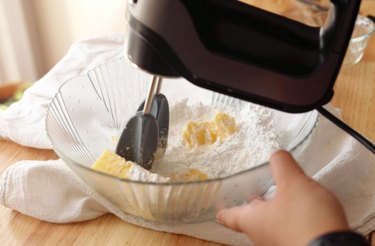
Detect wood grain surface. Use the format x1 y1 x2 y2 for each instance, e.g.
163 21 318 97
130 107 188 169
0 141 221 246
1 1 375 245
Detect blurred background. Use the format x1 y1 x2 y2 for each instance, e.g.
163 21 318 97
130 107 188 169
0 0 126 84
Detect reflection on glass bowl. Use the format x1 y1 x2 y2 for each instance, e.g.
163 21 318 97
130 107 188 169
46 57 319 223
305 13 374 65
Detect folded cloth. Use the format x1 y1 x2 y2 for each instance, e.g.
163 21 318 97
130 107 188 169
1 34 375 246
0 160 249 245
0 34 125 149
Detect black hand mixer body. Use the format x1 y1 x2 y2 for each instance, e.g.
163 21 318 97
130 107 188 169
124 0 361 113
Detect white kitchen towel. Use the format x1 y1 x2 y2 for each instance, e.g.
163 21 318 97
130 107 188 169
1 34 375 246
0 34 125 149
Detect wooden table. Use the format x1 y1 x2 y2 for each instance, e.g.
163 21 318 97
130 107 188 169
1 3 375 246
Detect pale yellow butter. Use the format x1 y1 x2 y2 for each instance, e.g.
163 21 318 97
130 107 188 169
91 149 133 179
182 112 238 148
170 168 209 181
92 150 209 182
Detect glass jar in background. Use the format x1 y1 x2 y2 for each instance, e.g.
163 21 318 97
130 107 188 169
305 12 375 65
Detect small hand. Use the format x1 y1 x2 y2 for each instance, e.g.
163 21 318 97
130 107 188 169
216 150 349 246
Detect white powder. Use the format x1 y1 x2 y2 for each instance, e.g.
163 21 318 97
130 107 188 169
151 99 280 178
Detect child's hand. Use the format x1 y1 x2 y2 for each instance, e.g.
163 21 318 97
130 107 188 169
216 150 349 246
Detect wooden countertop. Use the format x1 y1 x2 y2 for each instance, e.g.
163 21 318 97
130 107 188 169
1 3 375 246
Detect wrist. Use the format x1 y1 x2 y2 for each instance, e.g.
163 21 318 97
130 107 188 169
307 231 369 246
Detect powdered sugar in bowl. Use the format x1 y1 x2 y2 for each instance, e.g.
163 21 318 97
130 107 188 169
46 57 319 223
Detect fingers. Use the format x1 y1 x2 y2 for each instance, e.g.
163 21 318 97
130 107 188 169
216 197 265 232
217 151 306 233
270 150 305 186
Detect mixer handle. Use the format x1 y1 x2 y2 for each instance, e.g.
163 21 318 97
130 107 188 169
125 0 361 112
320 0 359 52
175 0 361 75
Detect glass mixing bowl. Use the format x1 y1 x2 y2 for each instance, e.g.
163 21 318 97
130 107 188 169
46 56 319 223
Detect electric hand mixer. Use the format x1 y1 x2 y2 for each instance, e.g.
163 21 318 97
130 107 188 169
116 0 375 169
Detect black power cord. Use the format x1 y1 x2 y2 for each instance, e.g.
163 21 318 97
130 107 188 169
317 106 375 154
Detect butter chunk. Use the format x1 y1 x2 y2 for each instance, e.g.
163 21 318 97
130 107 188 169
182 112 238 148
92 150 169 182
170 168 209 181
215 112 238 137
183 121 217 147
92 149 132 179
